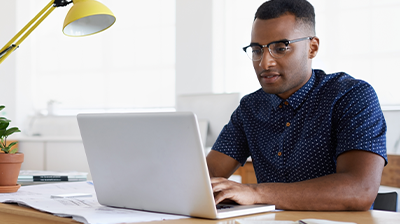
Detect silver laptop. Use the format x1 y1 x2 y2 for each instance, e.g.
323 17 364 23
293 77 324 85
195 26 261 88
77 112 275 219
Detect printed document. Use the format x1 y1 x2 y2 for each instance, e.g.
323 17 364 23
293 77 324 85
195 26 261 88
0 182 187 224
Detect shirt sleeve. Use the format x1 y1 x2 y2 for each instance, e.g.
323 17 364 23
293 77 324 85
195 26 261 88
212 98 251 166
333 80 387 165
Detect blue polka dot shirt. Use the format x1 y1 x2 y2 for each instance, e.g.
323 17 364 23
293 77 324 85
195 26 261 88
213 69 387 183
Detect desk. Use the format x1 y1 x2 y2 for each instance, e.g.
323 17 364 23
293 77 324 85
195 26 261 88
1 203 400 224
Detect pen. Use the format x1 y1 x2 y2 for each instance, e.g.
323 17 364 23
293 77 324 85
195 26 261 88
298 220 307 224
51 193 92 198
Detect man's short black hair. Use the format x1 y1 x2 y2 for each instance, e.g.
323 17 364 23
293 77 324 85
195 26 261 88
255 0 316 35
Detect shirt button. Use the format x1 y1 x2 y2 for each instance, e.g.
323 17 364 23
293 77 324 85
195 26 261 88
278 152 282 156
286 122 291 127
279 105 282 108
284 101 289 105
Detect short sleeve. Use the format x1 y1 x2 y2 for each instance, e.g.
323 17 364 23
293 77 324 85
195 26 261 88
212 100 251 165
333 80 387 165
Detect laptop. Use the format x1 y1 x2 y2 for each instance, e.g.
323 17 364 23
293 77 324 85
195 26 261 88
77 112 275 219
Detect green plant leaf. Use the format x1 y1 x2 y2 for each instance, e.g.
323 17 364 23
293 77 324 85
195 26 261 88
0 105 5 111
0 130 6 138
5 127 21 136
0 118 11 123
0 121 9 130
2 146 10 153
9 147 18 154
8 142 17 148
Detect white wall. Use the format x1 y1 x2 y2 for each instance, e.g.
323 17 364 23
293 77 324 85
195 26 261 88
0 1 18 124
1 1 400 156
384 111 400 154
0 1 35 130
175 0 232 95
175 0 213 96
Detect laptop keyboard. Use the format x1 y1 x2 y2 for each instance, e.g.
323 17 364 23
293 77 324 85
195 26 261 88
216 204 234 210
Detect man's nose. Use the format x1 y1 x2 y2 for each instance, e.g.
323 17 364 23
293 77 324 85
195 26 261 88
258 49 277 68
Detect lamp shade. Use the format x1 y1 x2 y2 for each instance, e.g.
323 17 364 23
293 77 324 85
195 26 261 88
63 0 116 37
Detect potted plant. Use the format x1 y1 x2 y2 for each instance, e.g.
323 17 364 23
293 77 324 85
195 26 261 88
0 105 23 193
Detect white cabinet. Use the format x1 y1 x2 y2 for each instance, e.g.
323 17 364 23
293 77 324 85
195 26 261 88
46 142 89 175
12 116 92 180
19 142 45 170
16 138 92 180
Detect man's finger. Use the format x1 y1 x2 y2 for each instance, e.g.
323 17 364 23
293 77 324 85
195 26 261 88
214 189 234 204
210 177 228 183
211 179 236 192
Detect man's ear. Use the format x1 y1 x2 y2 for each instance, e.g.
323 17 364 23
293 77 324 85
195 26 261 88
309 36 319 59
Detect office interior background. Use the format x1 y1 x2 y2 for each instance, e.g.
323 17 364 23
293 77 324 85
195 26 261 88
1 0 400 161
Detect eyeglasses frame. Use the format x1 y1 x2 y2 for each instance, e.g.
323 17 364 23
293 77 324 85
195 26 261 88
242 36 314 60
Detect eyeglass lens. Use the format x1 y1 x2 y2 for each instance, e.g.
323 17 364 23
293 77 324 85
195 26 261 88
245 42 288 61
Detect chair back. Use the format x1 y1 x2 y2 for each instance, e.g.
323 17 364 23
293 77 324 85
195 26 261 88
373 192 398 212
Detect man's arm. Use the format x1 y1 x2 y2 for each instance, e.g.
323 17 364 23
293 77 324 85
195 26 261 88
206 150 241 178
210 150 385 210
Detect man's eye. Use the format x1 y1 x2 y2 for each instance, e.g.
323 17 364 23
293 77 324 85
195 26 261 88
252 49 262 55
275 47 287 53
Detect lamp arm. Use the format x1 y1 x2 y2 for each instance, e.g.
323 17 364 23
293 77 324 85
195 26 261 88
0 0 72 65
0 45 17 60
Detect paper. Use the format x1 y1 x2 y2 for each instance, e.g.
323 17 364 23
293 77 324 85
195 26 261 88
235 219 356 224
0 182 187 224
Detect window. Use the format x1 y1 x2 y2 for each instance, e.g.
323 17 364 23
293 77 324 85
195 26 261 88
19 0 176 114
215 0 400 107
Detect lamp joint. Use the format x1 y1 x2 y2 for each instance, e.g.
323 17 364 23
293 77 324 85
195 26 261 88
53 0 73 7
0 45 18 59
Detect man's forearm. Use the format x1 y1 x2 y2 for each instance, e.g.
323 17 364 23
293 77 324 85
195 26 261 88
253 151 385 210
211 151 384 210
253 172 377 210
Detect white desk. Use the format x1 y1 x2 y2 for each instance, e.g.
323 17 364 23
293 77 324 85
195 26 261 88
2 203 400 224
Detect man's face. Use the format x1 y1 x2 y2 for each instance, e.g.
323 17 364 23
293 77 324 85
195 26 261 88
251 14 313 99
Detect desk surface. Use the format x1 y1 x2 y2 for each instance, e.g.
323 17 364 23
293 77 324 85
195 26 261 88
1 203 400 224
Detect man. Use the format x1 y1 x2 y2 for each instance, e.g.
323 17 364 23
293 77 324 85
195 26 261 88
207 0 387 211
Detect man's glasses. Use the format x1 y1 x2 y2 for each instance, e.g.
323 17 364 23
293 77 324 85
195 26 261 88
242 37 314 61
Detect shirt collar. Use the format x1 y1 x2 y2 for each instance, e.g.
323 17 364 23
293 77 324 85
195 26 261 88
286 70 316 110
270 94 282 109
269 70 316 110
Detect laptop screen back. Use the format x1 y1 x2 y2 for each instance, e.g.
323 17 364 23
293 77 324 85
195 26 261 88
77 112 218 218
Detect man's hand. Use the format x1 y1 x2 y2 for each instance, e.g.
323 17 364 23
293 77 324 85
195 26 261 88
211 177 258 205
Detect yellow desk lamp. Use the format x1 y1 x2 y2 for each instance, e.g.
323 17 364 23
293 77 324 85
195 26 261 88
0 0 116 65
